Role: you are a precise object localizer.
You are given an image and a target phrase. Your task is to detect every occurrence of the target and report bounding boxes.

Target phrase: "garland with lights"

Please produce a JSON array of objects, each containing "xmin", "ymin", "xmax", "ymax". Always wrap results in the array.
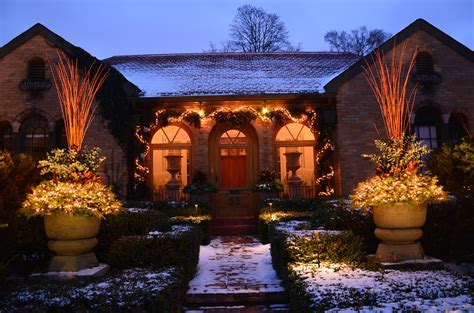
[{"xmin": 134, "ymin": 106, "xmax": 335, "ymax": 196}]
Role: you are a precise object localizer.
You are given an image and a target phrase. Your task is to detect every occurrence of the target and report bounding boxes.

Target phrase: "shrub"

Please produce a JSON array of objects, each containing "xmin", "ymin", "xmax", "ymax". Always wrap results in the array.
[
  {"xmin": 269, "ymin": 222, "xmax": 366, "ymax": 281},
  {"xmin": 170, "ymin": 215, "xmax": 212, "ymax": 245},
  {"xmin": 20, "ymin": 181, "xmax": 122, "ymax": 220},
  {"xmin": 259, "ymin": 209, "xmax": 311, "ymax": 244},
  {"xmin": 422, "ymin": 199, "xmax": 474, "ymax": 262},
  {"xmin": 0, "ymin": 267, "xmax": 185, "ymax": 312},
  {"xmin": 96, "ymin": 209, "xmax": 170, "ymax": 261},
  {"xmin": 106, "ymin": 225, "xmax": 200, "ymax": 281},
  {"xmin": 183, "ymin": 170, "xmax": 217, "ymax": 194},
  {"xmin": 0, "ymin": 151, "xmax": 46, "ymax": 273},
  {"xmin": 427, "ymin": 138, "xmax": 474, "ymax": 199}
]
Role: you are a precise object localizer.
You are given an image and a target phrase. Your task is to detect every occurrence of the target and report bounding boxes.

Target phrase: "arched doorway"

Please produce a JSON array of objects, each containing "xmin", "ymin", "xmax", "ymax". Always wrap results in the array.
[{"xmin": 209, "ymin": 124, "xmax": 258, "ymax": 219}]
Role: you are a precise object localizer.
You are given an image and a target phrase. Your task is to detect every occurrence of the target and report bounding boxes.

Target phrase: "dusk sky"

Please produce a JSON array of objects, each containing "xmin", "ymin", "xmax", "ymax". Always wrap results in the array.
[{"xmin": 0, "ymin": 0, "xmax": 472, "ymax": 60}]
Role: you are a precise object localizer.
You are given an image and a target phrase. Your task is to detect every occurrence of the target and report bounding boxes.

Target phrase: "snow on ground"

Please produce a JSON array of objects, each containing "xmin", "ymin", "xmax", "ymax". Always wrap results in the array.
[
  {"xmin": 292, "ymin": 262, "xmax": 474, "ymax": 312},
  {"xmin": 187, "ymin": 236, "xmax": 285, "ymax": 294}
]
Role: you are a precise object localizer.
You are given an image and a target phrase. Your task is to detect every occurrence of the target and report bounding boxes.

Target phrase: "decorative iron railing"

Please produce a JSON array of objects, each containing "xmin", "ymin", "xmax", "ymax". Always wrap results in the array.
[
  {"xmin": 277, "ymin": 185, "xmax": 320, "ymax": 199},
  {"xmin": 152, "ymin": 188, "xmax": 189, "ymax": 202}
]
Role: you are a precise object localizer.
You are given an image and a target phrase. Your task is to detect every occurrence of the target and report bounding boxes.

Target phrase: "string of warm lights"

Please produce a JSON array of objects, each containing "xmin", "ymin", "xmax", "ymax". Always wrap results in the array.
[{"xmin": 134, "ymin": 106, "xmax": 334, "ymax": 195}]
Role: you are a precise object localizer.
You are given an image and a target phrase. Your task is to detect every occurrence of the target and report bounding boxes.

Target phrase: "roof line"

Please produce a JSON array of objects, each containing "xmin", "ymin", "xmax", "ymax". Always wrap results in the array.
[
  {"xmin": 104, "ymin": 51, "xmax": 357, "ymax": 60},
  {"xmin": 324, "ymin": 18, "xmax": 474, "ymax": 93}
]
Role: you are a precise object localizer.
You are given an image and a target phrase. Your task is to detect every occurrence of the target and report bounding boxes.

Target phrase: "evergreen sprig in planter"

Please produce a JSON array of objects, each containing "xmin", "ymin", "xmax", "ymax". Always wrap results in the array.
[{"xmin": 351, "ymin": 136, "xmax": 448, "ymax": 262}]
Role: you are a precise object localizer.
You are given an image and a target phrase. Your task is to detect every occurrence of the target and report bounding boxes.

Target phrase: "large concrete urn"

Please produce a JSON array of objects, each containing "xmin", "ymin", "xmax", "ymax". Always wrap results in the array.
[
  {"xmin": 44, "ymin": 214, "xmax": 100, "ymax": 272},
  {"xmin": 165, "ymin": 152, "xmax": 183, "ymax": 201},
  {"xmin": 373, "ymin": 202, "xmax": 427, "ymax": 261},
  {"xmin": 284, "ymin": 150, "xmax": 303, "ymax": 198}
]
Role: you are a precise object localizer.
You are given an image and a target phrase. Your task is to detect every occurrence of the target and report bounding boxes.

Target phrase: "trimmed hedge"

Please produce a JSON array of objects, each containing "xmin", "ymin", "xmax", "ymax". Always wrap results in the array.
[
  {"xmin": 269, "ymin": 221, "xmax": 366, "ymax": 312},
  {"xmin": 170, "ymin": 215, "xmax": 212, "ymax": 245},
  {"xmin": 0, "ymin": 267, "xmax": 184, "ymax": 313},
  {"xmin": 106, "ymin": 225, "xmax": 200, "ymax": 282},
  {"xmin": 259, "ymin": 210, "xmax": 311, "ymax": 244},
  {"xmin": 96, "ymin": 209, "xmax": 170, "ymax": 261}
]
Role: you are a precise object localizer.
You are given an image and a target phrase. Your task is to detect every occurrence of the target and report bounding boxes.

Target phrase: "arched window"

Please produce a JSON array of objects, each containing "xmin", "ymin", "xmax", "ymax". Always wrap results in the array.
[
  {"xmin": 151, "ymin": 125, "xmax": 192, "ymax": 189},
  {"xmin": 54, "ymin": 120, "xmax": 68, "ymax": 149},
  {"xmin": 20, "ymin": 115, "xmax": 49, "ymax": 154},
  {"xmin": 416, "ymin": 51, "xmax": 434, "ymax": 73},
  {"xmin": 275, "ymin": 123, "xmax": 316, "ymax": 185},
  {"xmin": 0, "ymin": 122, "xmax": 13, "ymax": 150},
  {"xmin": 414, "ymin": 106, "xmax": 442, "ymax": 150},
  {"xmin": 449, "ymin": 113, "xmax": 469, "ymax": 145},
  {"xmin": 27, "ymin": 58, "xmax": 46, "ymax": 81}
]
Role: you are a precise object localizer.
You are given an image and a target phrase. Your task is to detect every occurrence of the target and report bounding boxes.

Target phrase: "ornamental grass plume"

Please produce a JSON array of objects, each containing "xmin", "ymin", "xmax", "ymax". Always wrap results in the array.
[
  {"xmin": 362, "ymin": 41, "xmax": 417, "ymax": 140},
  {"xmin": 49, "ymin": 51, "xmax": 109, "ymax": 152}
]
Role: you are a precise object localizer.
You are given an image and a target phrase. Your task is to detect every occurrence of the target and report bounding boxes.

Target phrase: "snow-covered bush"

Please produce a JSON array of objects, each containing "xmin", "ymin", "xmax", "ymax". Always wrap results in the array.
[{"xmin": 106, "ymin": 225, "xmax": 200, "ymax": 281}]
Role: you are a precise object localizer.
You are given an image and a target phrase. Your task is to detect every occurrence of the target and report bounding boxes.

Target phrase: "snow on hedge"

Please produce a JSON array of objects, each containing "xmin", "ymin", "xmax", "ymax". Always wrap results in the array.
[
  {"xmin": 291, "ymin": 263, "xmax": 474, "ymax": 312},
  {"xmin": 1, "ymin": 267, "xmax": 179, "ymax": 311}
]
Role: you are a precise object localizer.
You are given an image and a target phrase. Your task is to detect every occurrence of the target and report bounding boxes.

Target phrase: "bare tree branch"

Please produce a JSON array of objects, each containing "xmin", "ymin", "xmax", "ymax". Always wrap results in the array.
[{"xmin": 325, "ymin": 26, "xmax": 391, "ymax": 56}]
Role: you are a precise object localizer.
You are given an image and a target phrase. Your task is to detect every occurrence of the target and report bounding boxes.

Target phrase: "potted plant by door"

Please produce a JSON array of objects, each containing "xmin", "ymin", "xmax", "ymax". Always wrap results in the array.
[
  {"xmin": 183, "ymin": 170, "xmax": 217, "ymax": 205},
  {"xmin": 20, "ymin": 148, "xmax": 122, "ymax": 272},
  {"xmin": 350, "ymin": 43, "xmax": 449, "ymax": 262},
  {"xmin": 252, "ymin": 169, "xmax": 284, "ymax": 201}
]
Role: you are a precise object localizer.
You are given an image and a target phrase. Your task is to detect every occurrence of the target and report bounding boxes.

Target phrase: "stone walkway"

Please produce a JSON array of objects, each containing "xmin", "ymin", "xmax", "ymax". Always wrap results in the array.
[{"xmin": 185, "ymin": 236, "xmax": 288, "ymax": 312}]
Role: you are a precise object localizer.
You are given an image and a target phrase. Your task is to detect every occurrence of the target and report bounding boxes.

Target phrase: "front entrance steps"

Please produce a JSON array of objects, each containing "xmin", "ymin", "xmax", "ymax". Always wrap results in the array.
[
  {"xmin": 184, "ymin": 236, "xmax": 288, "ymax": 312},
  {"xmin": 212, "ymin": 217, "xmax": 258, "ymax": 235}
]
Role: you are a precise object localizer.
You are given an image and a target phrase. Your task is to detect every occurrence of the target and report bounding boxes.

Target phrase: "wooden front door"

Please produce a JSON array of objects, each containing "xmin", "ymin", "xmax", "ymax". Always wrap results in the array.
[{"xmin": 210, "ymin": 127, "xmax": 258, "ymax": 218}]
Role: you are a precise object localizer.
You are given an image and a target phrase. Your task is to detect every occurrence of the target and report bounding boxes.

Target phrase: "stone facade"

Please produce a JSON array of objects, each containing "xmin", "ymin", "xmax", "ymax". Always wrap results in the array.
[
  {"xmin": 336, "ymin": 29, "xmax": 474, "ymax": 195},
  {"xmin": 0, "ymin": 34, "xmax": 128, "ymax": 196}
]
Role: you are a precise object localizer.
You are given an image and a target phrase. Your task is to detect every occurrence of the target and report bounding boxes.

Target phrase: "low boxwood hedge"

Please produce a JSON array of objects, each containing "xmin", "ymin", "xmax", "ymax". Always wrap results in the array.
[
  {"xmin": 0, "ymin": 267, "xmax": 184, "ymax": 313},
  {"xmin": 96, "ymin": 209, "xmax": 170, "ymax": 261},
  {"xmin": 269, "ymin": 221, "xmax": 366, "ymax": 312},
  {"xmin": 106, "ymin": 225, "xmax": 200, "ymax": 282},
  {"xmin": 259, "ymin": 210, "xmax": 311, "ymax": 244},
  {"xmin": 170, "ymin": 215, "xmax": 212, "ymax": 245}
]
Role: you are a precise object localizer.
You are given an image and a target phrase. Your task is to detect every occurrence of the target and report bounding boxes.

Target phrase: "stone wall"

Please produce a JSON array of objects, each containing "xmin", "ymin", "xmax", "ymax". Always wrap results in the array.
[
  {"xmin": 0, "ymin": 34, "xmax": 129, "ymax": 196},
  {"xmin": 336, "ymin": 29, "xmax": 474, "ymax": 195}
]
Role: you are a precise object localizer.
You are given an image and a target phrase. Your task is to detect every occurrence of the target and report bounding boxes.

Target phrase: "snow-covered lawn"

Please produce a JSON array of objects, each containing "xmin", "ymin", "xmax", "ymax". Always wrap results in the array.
[{"xmin": 187, "ymin": 236, "xmax": 284, "ymax": 294}]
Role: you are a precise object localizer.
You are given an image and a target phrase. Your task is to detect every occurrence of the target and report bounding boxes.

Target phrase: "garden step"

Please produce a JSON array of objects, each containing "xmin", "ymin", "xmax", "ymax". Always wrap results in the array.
[
  {"xmin": 212, "ymin": 217, "xmax": 258, "ymax": 226},
  {"xmin": 212, "ymin": 224, "xmax": 258, "ymax": 235},
  {"xmin": 185, "ymin": 290, "xmax": 288, "ymax": 307},
  {"xmin": 184, "ymin": 303, "xmax": 290, "ymax": 312},
  {"xmin": 212, "ymin": 217, "xmax": 258, "ymax": 235}
]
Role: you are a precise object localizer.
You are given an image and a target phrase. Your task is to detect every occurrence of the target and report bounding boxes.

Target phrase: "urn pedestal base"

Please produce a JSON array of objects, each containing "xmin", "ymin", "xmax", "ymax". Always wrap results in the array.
[
  {"xmin": 48, "ymin": 252, "xmax": 100, "ymax": 273},
  {"xmin": 376, "ymin": 242, "xmax": 425, "ymax": 262}
]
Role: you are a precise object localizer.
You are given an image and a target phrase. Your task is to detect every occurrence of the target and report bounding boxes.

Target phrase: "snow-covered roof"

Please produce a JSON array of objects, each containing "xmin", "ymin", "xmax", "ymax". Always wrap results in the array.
[{"xmin": 104, "ymin": 52, "xmax": 359, "ymax": 98}]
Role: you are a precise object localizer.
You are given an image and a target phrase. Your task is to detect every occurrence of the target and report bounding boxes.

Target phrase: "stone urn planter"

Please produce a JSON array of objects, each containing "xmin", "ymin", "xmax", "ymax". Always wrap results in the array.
[
  {"xmin": 373, "ymin": 202, "xmax": 427, "ymax": 261},
  {"xmin": 44, "ymin": 214, "xmax": 101, "ymax": 272},
  {"xmin": 284, "ymin": 151, "xmax": 303, "ymax": 198},
  {"xmin": 165, "ymin": 154, "xmax": 183, "ymax": 201}
]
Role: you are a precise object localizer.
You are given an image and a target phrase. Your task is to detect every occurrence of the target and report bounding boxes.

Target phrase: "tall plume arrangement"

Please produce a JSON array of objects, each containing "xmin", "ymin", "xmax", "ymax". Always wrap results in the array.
[
  {"xmin": 363, "ymin": 42, "xmax": 418, "ymax": 140},
  {"xmin": 49, "ymin": 51, "xmax": 109, "ymax": 152}
]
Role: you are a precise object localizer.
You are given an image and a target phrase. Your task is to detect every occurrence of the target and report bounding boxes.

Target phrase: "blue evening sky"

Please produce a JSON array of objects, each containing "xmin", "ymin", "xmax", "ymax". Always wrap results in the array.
[{"xmin": 0, "ymin": 0, "xmax": 472, "ymax": 59}]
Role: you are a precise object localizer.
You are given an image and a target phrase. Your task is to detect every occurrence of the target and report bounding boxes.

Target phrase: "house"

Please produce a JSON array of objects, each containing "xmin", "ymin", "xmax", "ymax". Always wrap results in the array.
[{"xmin": 0, "ymin": 19, "xmax": 472, "ymax": 223}]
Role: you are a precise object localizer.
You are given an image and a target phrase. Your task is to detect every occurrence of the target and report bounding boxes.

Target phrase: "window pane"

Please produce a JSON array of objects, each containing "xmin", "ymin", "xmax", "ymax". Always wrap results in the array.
[
  {"xmin": 418, "ymin": 126, "xmax": 430, "ymax": 139},
  {"xmin": 276, "ymin": 123, "xmax": 315, "ymax": 141}
]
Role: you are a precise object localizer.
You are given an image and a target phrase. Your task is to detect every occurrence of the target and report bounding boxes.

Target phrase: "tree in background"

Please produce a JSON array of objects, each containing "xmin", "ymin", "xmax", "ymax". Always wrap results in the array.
[
  {"xmin": 325, "ymin": 26, "xmax": 391, "ymax": 56},
  {"xmin": 207, "ymin": 5, "xmax": 301, "ymax": 52}
]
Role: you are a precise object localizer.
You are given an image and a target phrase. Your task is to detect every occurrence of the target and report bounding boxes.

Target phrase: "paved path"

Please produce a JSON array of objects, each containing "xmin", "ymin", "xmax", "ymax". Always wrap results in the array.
[{"xmin": 185, "ymin": 236, "xmax": 288, "ymax": 312}]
